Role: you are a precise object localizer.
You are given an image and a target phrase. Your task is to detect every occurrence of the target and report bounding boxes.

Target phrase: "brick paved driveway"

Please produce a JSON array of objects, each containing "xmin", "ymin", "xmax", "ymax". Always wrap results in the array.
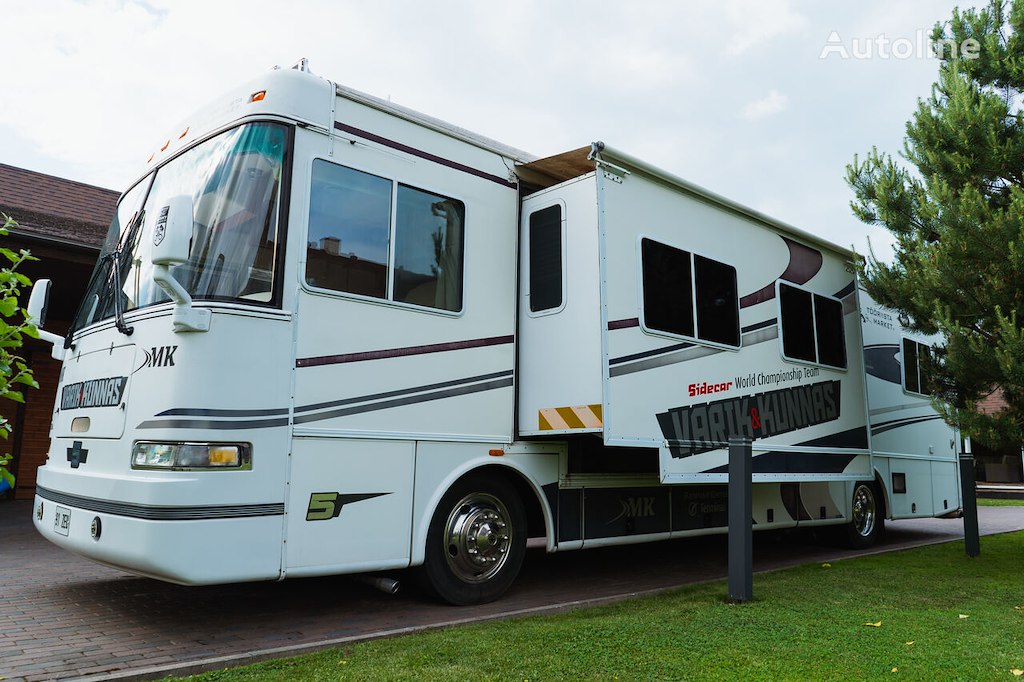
[{"xmin": 2, "ymin": 500, "xmax": 1022, "ymax": 682}]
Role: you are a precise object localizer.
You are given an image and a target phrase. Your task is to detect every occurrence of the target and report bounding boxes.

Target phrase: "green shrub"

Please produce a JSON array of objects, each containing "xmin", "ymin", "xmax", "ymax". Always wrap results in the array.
[{"xmin": 0, "ymin": 213, "xmax": 39, "ymax": 494}]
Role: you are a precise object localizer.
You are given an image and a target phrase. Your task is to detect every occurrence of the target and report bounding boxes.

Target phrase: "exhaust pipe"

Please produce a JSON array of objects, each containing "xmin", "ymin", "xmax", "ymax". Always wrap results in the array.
[{"xmin": 353, "ymin": 574, "xmax": 400, "ymax": 595}]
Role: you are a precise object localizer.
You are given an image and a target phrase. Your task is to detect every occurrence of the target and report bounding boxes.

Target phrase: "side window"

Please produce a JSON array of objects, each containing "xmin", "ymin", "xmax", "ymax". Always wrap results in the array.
[
  {"xmin": 902, "ymin": 337, "xmax": 930, "ymax": 395},
  {"xmin": 306, "ymin": 160, "xmax": 391, "ymax": 298},
  {"xmin": 779, "ymin": 284, "xmax": 815, "ymax": 362},
  {"xmin": 394, "ymin": 185, "xmax": 465, "ymax": 312},
  {"xmin": 814, "ymin": 295, "xmax": 846, "ymax": 368},
  {"xmin": 528, "ymin": 205, "xmax": 563, "ymax": 313},
  {"xmin": 642, "ymin": 238, "xmax": 694, "ymax": 337},
  {"xmin": 778, "ymin": 282, "xmax": 847, "ymax": 369},
  {"xmin": 640, "ymin": 238, "xmax": 739, "ymax": 347},
  {"xmin": 694, "ymin": 254, "xmax": 740, "ymax": 346},
  {"xmin": 306, "ymin": 160, "xmax": 465, "ymax": 312}
]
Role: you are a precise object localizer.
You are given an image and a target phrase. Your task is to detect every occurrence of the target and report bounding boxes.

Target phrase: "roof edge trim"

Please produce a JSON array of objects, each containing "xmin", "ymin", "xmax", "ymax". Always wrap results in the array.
[{"xmin": 334, "ymin": 83, "xmax": 535, "ymax": 164}]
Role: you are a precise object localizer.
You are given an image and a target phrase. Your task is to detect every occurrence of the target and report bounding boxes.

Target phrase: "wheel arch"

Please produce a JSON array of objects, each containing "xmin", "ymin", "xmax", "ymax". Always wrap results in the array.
[
  {"xmin": 872, "ymin": 468, "xmax": 891, "ymax": 520},
  {"xmin": 411, "ymin": 460, "xmax": 553, "ymax": 567}
]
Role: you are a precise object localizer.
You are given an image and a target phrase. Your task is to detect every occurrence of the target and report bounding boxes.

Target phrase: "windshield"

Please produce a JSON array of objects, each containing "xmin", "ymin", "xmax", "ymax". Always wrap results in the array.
[{"xmin": 71, "ymin": 122, "xmax": 289, "ymax": 334}]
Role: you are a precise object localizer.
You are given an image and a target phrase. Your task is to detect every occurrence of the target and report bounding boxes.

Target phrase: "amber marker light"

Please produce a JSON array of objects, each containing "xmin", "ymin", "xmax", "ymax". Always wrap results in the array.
[
  {"xmin": 208, "ymin": 445, "xmax": 241, "ymax": 466},
  {"xmin": 160, "ymin": 140, "xmax": 170, "ymax": 151},
  {"xmin": 250, "ymin": 90, "xmax": 267, "ymax": 102},
  {"xmin": 178, "ymin": 127, "xmax": 189, "ymax": 139},
  {"xmin": 488, "ymin": 449, "xmax": 505, "ymax": 457}
]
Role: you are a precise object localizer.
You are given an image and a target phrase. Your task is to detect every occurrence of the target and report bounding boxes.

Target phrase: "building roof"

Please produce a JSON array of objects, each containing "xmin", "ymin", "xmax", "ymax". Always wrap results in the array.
[{"xmin": 0, "ymin": 163, "xmax": 119, "ymax": 250}]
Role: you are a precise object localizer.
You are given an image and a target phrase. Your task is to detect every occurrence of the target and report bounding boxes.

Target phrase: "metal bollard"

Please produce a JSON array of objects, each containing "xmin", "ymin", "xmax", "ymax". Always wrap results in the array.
[
  {"xmin": 728, "ymin": 436, "xmax": 753, "ymax": 602},
  {"xmin": 958, "ymin": 436, "xmax": 980, "ymax": 557}
]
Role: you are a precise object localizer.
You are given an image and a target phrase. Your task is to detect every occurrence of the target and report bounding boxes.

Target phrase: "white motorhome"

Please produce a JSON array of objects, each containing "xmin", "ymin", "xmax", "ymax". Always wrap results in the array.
[
  {"xmin": 29, "ymin": 62, "xmax": 960, "ymax": 604},
  {"xmin": 859, "ymin": 290, "xmax": 960, "ymax": 520}
]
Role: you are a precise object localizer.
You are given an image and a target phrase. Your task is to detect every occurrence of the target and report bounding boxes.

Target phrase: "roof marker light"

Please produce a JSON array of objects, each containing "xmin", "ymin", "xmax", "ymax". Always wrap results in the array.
[
  {"xmin": 147, "ymin": 153, "xmax": 155, "ymax": 163},
  {"xmin": 160, "ymin": 140, "xmax": 170, "ymax": 152},
  {"xmin": 178, "ymin": 127, "xmax": 189, "ymax": 139},
  {"xmin": 250, "ymin": 90, "xmax": 266, "ymax": 103}
]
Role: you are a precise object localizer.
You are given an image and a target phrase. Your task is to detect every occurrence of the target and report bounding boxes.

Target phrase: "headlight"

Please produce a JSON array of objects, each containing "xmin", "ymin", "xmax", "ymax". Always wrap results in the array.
[{"xmin": 131, "ymin": 442, "xmax": 251, "ymax": 470}]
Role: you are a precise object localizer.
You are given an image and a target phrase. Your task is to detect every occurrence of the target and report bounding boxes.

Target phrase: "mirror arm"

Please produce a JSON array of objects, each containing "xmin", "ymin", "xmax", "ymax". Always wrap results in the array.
[
  {"xmin": 150, "ymin": 196, "xmax": 209, "ymax": 333},
  {"xmin": 152, "ymin": 265, "xmax": 211, "ymax": 333},
  {"xmin": 36, "ymin": 329, "xmax": 68, "ymax": 361},
  {"xmin": 25, "ymin": 279, "xmax": 67, "ymax": 361}
]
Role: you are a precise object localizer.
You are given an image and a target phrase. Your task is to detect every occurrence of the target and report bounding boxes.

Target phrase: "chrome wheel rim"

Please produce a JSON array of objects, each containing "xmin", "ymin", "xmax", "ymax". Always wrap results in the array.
[
  {"xmin": 852, "ymin": 484, "xmax": 877, "ymax": 537},
  {"xmin": 443, "ymin": 492, "xmax": 513, "ymax": 584}
]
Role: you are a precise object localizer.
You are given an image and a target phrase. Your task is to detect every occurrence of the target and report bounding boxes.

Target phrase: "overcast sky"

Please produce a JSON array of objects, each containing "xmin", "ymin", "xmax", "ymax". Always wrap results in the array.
[{"xmin": 1, "ymin": 0, "xmax": 971, "ymax": 259}]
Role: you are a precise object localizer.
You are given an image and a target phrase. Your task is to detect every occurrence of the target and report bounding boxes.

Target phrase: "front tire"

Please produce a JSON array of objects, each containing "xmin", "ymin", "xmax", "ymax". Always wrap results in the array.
[
  {"xmin": 418, "ymin": 473, "xmax": 526, "ymax": 605},
  {"xmin": 845, "ymin": 481, "xmax": 885, "ymax": 549}
]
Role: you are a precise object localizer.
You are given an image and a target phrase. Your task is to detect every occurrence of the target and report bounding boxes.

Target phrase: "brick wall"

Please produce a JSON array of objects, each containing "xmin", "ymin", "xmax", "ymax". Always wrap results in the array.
[
  {"xmin": 0, "ymin": 163, "xmax": 114, "ymax": 503},
  {"xmin": 12, "ymin": 347, "xmax": 61, "ymax": 499},
  {"xmin": 977, "ymin": 387, "xmax": 1007, "ymax": 416}
]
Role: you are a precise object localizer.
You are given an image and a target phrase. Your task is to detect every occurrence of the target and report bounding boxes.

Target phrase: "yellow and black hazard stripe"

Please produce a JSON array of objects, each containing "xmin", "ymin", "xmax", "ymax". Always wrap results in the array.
[{"xmin": 538, "ymin": 404, "xmax": 603, "ymax": 431}]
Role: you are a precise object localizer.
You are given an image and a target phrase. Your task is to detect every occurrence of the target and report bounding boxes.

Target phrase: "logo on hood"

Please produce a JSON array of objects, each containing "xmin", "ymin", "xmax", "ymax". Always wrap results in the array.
[{"xmin": 60, "ymin": 377, "xmax": 128, "ymax": 410}]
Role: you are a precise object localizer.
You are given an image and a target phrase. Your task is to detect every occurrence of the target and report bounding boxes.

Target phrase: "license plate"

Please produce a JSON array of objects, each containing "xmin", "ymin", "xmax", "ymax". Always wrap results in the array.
[{"xmin": 54, "ymin": 506, "xmax": 71, "ymax": 536}]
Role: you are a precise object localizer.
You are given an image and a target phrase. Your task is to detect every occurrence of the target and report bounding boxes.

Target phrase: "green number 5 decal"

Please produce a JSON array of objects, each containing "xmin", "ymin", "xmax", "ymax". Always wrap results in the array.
[
  {"xmin": 305, "ymin": 491, "xmax": 390, "ymax": 521},
  {"xmin": 306, "ymin": 492, "xmax": 343, "ymax": 521}
]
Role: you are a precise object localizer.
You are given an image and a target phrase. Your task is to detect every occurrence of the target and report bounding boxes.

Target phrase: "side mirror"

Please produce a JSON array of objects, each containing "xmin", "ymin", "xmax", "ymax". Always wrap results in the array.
[
  {"xmin": 150, "ymin": 195, "xmax": 210, "ymax": 333},
  {"xmin": 151, "ymin": 195, "xmax": 194, "ymax": 265},
  {"xmin": 26, "ymin": 279, "xmax": 67, "ymax": 361},
  {"xmin": 26, "ymin": 278, "xmax": 51, "ymax": 328}
]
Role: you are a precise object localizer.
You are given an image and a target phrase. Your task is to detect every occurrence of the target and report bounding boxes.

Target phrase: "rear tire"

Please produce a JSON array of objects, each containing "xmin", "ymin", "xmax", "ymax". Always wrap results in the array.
[
  {"xmin": 417, "ymin": 473, "xmax": 526, "ymax": 605},
  {"xmin": 845, "ymin": 481, "xmax": 885, "ymax": 549}
]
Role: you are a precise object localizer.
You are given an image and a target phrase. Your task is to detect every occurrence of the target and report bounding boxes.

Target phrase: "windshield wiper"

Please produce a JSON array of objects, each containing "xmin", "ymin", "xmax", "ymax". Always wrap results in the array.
[
  {"xmin": 64, "ymin": 257, "xmax": 108, "ymax": 349},
  {"xmin": 98, "ymin": 208, "xmax": 146, "ymax": 337},
  {"xmin": 108, "ymin": 252, "xmax": 134, "ymax": 336}
]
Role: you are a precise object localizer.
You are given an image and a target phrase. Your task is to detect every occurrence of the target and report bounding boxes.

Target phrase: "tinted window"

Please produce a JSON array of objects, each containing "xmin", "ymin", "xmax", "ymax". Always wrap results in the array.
[
  {"xmin": 306, "ymin": 161, "xmax": 391, "ymax": 298},
  {"xmin": 919, "ymin": 344, "xmax": 932, "ymax": 393},
  {"xmin": 903, "ymin": 337, "xmax": 922, "ymax": 394},
  {"xmin": 529, "ymin": 205, "xmax": 563, "ymax": 312},
  {"xmin": 814, "ymin": 295, "xmax": 846, "ymax": 368},
  {"xmin": 306, "ymin": 160, "xmax": 465, "ymax": 312},
  {"xmin": 641, "ymin": 239, "xmax": 739, "ymax": 347},
  {"xmin": 779, "ymin": 282, "xmax": 847, "ymax": 369},
  {"xmin": 641, "ymin": 238, "xmax": 694, "ymax": 338},
  {"xmin": 394, "ymin": 185, "xmax": 465, "ymax": 312},
  {"xmin": 779, "ymin": 284, "xmax": 816, "ymax": 362},
  {"xmin": 694, "ymin": 255, "xmax": 740, "ymax": 346}
]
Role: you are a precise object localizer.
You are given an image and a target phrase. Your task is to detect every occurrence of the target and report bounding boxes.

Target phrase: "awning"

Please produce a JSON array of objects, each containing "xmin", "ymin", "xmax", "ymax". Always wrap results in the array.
[{"xmin": 515, "ymin": 146, "xmax": 595, "ymax": 189}]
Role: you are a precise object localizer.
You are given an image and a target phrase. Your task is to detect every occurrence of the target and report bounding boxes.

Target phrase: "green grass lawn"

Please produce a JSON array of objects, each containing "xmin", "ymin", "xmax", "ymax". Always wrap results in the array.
[
  {"xmin": 978, "ymin": 497, "xmax": 1024, "ymax": 506},
  {"xmin": 172, "ymin": 531, "xmax": 1024, "ymax": 682}
]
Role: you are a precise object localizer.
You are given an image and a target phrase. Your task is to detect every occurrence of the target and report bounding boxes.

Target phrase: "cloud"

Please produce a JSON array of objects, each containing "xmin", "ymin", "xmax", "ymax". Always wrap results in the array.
[
  {"xmin": 0, "ymin": 0, "xmax": 373, "ymax": 188},
  {"xmin": 0, "ymin": 0, "xmax": 951, "ymax": 271},
  {"xmin": 725, "ymin": 0, "xmax": 808, "ymax": 55},
  {"xmin": 739, "ymin": 90, "xmax": 789, "ymax": 121}
]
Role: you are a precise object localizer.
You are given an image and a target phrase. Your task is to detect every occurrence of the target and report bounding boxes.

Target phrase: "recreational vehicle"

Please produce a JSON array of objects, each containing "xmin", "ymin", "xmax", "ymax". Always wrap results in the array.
[{"xmin": 29, "ymin": 62, "xmax": 960, "ymax": 605}]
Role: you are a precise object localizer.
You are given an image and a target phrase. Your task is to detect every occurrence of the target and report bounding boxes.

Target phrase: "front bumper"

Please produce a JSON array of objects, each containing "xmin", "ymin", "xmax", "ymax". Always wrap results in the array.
[{"xmin": 33, "ymin": 488, "xmax": 284, "ymax": 585}]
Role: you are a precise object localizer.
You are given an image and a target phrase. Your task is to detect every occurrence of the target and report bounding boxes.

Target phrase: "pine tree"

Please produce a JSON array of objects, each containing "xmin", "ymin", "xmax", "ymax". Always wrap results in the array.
[{"xmin": 848, "ymin": 0, "xmax": 1024, "ymax": 446}]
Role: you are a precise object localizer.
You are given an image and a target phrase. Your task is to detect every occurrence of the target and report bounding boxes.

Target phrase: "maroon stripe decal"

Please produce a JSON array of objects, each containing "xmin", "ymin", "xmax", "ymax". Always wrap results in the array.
[
  {"xmin": 297, "ymin": 335, "xmax": 515, "ymax": 367},
  {"xmin": 608, "ymin": 318, "xmax": 640, "ymax": 330},
  {"xmin": 739, "ymin": 236, "xmax": 823, "ymax": 308},
  {"xmin": 333, "ymin": 121, "xmax": 517, "ymax": 189}
]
